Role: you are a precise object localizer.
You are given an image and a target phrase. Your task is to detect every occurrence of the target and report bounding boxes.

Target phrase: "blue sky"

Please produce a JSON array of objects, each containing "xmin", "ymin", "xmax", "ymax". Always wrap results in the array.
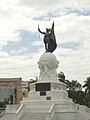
[
  {"xmin": 3, "ymin": 30, "xmax": 41, "ymax": 55},
  {"xmin": 0, "ymin": 0, "xmax": 90, "ymax": 84}
]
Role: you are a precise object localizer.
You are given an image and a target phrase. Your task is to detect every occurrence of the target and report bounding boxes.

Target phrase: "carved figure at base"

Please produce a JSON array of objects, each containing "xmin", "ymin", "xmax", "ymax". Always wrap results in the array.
[
  {"xmin": 38, "ymin": 21, "xmax": 57, "ymax": 53},
  {"xmin": 38, "ymin": 52, "xmax": 59, "ymax": 81}
]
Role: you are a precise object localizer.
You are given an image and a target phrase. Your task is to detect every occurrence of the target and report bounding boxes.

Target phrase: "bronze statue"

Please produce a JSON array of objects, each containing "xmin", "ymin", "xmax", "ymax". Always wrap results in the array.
[{"xmin": 38, "ymin": 21, "xmax": 57, "ymax": 53}]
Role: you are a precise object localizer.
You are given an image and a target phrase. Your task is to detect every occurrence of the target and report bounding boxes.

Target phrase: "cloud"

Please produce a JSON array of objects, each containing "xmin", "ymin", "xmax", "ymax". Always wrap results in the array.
[
  {"xmin": 19, "ymin": 0, "xmax": 90, "ymax": 10},
  {"xmin": 0, "ymin": 53, "xmax": 39, "ymax": 80},
  {"xmin": 55, "ymin": 14, "xmax": 90, "ymax": 43},
  {"xmin": 32, "ymin": 40, "xmax": 42, "ymax": 46},
  {"xmin": 0, "ymin": 51, "xmax": 9, "ymax": 57}
]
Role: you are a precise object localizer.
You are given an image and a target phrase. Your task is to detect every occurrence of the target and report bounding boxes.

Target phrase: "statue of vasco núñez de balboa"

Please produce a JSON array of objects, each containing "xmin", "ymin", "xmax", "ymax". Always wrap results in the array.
[
  {"xmin": 38, "ymin": 21, "xmax": 57, "ymax": 53},
  {"xmin": 38, "ymin": 22, "xmax": 58, "ymax": 80}
]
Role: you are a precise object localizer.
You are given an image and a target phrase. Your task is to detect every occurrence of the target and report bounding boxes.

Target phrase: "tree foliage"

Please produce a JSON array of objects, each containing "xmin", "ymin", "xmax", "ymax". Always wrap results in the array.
[
  {"xmin": 58, "ymin": 71, "xmax": 90, "ymax": 108},
  {"xmin": 83, "ymin": 76, "xmax": 90, "ymax": 94},
  {"xmin": 83, "ymin": 76, "xmax": 90, "ymax": 107}
]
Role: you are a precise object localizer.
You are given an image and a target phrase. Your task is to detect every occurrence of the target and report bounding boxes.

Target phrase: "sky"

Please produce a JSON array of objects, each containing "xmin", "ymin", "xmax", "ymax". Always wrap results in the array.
[{"xmin": 0, "ymin": 0, "xmax": 90, "ymax": 84}]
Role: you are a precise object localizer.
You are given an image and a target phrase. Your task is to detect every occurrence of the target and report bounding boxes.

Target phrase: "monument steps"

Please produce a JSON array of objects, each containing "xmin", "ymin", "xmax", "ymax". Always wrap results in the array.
[
  {"xmin": 55, "ymin": 112, "xmax": 78, "ymax": 120},
  {"xmin": 21, "ymin": 112, "xmax": 46, "ymax": 120},
  {"xmin": 26, "ymin": 106, "xmax": 50, "ymax": 112}
]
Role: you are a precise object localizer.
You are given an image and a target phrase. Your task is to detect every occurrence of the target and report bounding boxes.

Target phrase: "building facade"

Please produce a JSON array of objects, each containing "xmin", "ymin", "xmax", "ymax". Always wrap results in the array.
[{"xmin": 0, "ymin": 78, "xmax": 22, "ymax": 105}]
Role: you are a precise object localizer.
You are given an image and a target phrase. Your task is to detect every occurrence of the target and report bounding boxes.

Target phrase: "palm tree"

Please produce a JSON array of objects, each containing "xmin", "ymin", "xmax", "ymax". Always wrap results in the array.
[
  {"xmin": 29, "ymin": 76, "xmax": 38, "ymax": 84},
  {"xmin": 66, "ymin": 80, "xmax": 83, "ymax": 104},
  {"xmin": 67, "ymin": 80, "xmax": 82, "ymax": 91},
  {"xmin": 57, "ymin": 71, "xmax": 65, "ymax": 83},
  {"xmin": 28, "ymin": 76, "xmax": 38, "ymax": 91},
  {"xmin": 83, "ymin": 76, "xmax": 90, "ymax": 107},
  {"xmin": 83, "ymin": 76, "xmax": 90, "ymax": 94}
]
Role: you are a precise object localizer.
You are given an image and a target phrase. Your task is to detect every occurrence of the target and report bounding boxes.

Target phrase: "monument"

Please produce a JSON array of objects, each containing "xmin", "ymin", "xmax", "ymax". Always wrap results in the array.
[{"xmin": 1, "ymin": 22, "xmax": 90, "ymax": 120}]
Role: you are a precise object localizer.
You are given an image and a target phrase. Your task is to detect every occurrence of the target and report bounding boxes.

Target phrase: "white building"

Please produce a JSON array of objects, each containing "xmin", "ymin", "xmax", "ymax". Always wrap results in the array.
[{"xmin": 1, "ymin": 53, "xmax": 90, "ymax": 120}]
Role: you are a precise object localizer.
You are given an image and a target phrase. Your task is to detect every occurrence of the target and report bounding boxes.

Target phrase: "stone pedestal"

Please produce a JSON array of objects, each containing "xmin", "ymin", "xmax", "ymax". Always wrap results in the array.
[{"xmin": 26, "ymin": 52, "xmax": 69, "ymax": 102}]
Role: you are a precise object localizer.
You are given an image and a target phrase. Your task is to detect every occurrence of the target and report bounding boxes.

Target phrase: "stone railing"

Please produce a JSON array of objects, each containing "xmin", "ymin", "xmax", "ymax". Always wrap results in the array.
[
  {"xmin": 45, "ymin": 103, "xmax": 90, "ymax": 120},
  {"xmin": 50, "ymin": 103, "xmax": 90, "ymax": 119},
  {"xmin": 0, "ymin": 110, "xmax": 6, "ymax": 119},
  {"xmin": 76, "ymin": 104, "xmax": 90, "ymax": 117},
  {"xmin": 45, "ymin": 103, "xmax": 77, "ymax": 120},
  {"xmin": 48, "ymin": 104, "xmax": 56, "ymax": 120},
  {"xmin": 1, "ymin": 104, "xmax": 26, "ymax": 120},
  {"xmin": 43, "ymin": 104, "xmax": 56, "ymax": 120},
  {"xmin": 6, "ymin": 104, "xmax": 20, "ymax": 113},
  {"xmin": 16, "ymin": 104, "xmax": 26, "ymax": 120},
  {"xmin": 55, "ymin": 103, "xmax": 77, "ymax": 112}
]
